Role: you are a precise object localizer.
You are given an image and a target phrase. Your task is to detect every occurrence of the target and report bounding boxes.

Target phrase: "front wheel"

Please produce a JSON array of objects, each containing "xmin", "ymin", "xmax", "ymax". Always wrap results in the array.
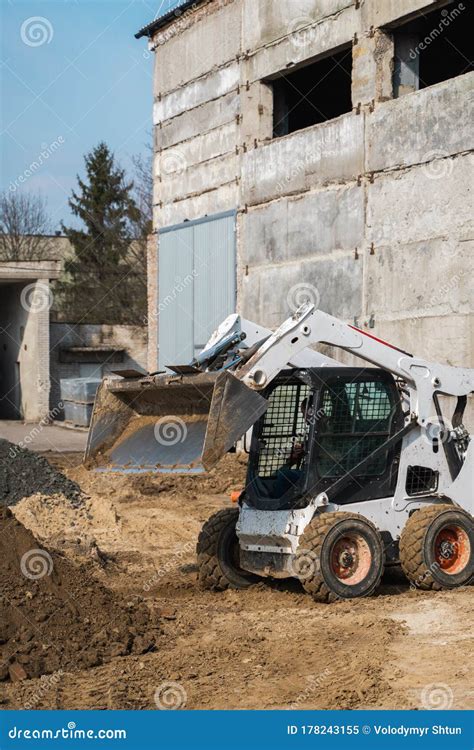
[
  {"xmin": 400, "ymin": 504, "xmax": 474, "ymax": 590},
  {"xmin": 294, "ymin": 512, "xmax": 385, "ymax": 603},
  {"xmin": 196, "ymin": 507, "xmax": 256, "ymax": 591}
]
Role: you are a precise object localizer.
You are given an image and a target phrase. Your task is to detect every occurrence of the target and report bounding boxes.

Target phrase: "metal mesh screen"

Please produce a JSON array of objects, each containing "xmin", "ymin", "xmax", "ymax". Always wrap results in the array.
[
  {"xmin": 256, "ymin": 383, "xmax": 311, "ymax": 478},
  {"xmin": 317, "ymin": 380, "xmax": 394, "ymax": 478},
  {"xmin": 406, "ymin": 466, "xmax": 438, "ymax": 496}
]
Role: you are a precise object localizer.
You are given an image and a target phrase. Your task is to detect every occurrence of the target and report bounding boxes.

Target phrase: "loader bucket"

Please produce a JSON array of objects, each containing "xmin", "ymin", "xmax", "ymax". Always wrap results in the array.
[{"xmin": 84, "ymin": 371, "xmax": 268, "ymax": 475}]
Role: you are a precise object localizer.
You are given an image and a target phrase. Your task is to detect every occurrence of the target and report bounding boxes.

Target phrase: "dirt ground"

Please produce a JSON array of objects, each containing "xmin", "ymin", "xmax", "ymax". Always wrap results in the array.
[{"xmin": 1, "ymin": 451, "xmax": 473, "ymax": 711}]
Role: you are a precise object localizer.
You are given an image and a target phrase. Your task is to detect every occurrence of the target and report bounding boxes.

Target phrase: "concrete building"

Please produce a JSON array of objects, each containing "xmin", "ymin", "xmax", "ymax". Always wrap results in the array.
[
  {"xmin": 0, "ymin": 261, "xmax": 60, "ymax": 421},
  {"xmin": 0, "ymin": 235, "xmax": 148, "ymax": 424},
  {"xmin": 137, "ymin": 0, "xmax": 473, "ymax": 377},
  {"xmin": 49, "ymin": 323, "xmax": 148, "ymax": 419}
]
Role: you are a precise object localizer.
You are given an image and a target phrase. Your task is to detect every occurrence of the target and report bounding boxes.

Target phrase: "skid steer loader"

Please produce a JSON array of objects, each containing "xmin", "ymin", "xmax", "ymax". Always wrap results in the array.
[{"xmin": 85, "ymin": 304, "xmax": 474, "ymax": 602}]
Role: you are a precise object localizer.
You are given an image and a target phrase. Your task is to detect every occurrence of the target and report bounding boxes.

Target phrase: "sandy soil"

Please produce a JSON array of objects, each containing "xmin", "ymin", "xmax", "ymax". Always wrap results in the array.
[{"xmin": 2, "ymin": 452, "xmax": 473, "ymax": 711}]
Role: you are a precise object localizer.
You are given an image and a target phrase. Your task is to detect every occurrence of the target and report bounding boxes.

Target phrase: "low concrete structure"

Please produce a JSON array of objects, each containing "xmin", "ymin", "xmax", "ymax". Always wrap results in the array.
[
  {"xmin": 0, "ymin": 261, "xmax": 60, "ymax": 421},
  {"xmin": 49, "ymin": 323, "xmax": 148, "ymax": 418},
  {"xmin": 139, "ymin": 0, "xmax": 473, "ymax": 378}
]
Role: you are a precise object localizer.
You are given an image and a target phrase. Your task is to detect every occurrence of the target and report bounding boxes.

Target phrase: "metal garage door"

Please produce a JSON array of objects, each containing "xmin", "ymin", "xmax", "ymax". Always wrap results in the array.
[{"xmin": 158, "ymin": 211, "xmax": 236, "ymax": 370}]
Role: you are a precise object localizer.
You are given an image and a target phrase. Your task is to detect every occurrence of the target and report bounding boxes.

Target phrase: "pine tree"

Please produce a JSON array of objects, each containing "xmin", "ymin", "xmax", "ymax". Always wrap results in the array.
[{"xmin": 57, "ymin": 142, "xmax": 146, "ymax": 324}]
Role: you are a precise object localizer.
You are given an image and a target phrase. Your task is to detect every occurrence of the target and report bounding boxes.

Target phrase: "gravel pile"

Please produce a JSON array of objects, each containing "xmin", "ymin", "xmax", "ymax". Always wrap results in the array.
[{"xmin": 0, "ymin": 439, "xmax": 83, "ymax": 507}]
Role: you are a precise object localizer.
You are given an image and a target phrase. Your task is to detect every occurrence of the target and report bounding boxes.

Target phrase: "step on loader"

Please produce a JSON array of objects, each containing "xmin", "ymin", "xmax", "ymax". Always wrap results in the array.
[{"xmin": 85, "ymin": 304, "xmax": 474, "ymax": 601}]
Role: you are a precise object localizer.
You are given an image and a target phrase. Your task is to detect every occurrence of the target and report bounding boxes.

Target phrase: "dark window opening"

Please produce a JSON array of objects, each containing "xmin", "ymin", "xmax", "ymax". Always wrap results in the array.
[
  {"xmin": 406, "ymin": 466, "xmax": 439, "ymax": 496},
  {"xmin": 271, "ymin": 46, "xmax": 353, "ymax": 138},
  {"xmin": 315, "ymin": 380, "xmax": 394, "ymax": 479},
  {"xmin": 393, "ymin": 1, "xmax": 473, "ymax": 97}
]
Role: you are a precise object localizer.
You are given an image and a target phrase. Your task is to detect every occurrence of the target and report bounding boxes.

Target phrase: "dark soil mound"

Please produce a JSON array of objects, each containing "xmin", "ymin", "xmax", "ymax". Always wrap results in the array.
[
  {"xmin": 0, "ymin": 507, "xmax": 161, "ymax": 681},
  {"xmin": 0, "ymin": 439, "xmax": 82, "ymax": 506}
]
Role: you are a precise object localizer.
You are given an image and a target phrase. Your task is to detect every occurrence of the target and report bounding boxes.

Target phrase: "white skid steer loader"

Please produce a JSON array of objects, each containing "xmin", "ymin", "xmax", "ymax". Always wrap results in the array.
[{"xmin": 85, "ymin": 304, "xmax": 474, "ymax": 602}]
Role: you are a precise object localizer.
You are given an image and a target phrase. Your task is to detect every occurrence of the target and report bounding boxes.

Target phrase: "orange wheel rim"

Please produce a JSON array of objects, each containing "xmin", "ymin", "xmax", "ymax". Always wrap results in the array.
[
  {"xmin": 434, "ymin": 525, "xmax": 470, "ymax": 575},
  {"xmin": 330, "ymin": 533, "xmax": 372, "ymax": 585}
]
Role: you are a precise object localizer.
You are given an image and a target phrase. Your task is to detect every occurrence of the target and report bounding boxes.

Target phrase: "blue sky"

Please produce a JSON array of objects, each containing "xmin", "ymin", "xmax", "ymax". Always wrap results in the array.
[{"xmin": 0, "ymin": 0, "xmax": 168, "ymax": 230}]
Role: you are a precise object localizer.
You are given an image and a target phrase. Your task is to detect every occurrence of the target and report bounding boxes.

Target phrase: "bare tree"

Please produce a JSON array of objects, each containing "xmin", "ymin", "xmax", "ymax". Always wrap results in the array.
[
  {"xmin": 0, "ymin": 191, "xmax": 55, "ymax": 261},
  {"xmin": 126, "ymin": 142, "xmax": 153, "ymax": 295},
  {"xmin": 132, "ymin": 140, "xmax": 153, "ymax": 236}
]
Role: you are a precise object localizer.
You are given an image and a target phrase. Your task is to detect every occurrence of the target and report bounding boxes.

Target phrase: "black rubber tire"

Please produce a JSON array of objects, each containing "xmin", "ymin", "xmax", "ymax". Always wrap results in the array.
[
  {"xmin": 196, "ymin": 507, "xmax": 256, "ymax": 591},
  {"xmin": 295, "ymin": 512, "xmax": 385, "ymax": 603},
  {"xmin": 399, "ymin": 504, "xmax": 474, "ymax": 590}
]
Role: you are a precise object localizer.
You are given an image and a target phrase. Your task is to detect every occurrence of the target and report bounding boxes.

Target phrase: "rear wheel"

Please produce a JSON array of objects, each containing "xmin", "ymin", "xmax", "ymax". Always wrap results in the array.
[
  {"xmin": 196, "ymin": 507, "xmax": 256, "ymax": 590},
  {"xmin": 294, "ymin": 512, "xmax": 385, "ymax": 603},
  {"xmin": 400, "ymin": 504, "xmax": 474, "ymax": 590}
]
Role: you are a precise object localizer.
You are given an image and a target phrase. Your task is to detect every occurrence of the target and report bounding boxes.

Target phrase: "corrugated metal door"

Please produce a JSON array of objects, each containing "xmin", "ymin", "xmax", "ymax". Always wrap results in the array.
[{"xmin": 158, "ymin": 212, "xmax": 236, "ymax": 369}]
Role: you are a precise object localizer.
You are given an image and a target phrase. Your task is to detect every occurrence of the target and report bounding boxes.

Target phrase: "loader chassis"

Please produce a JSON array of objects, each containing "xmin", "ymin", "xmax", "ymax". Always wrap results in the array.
[
  {"xmin": 236, "ymin": 367, "xmax": 433, "ymax": 577},
  {"xmin": 86, "ymin": 301, "xmax": 474, "ymax": 600}
]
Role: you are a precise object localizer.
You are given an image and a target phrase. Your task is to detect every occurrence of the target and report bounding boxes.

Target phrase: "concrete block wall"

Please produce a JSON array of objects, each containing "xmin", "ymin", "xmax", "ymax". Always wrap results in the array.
[
  {"xmin": 49, "ymin": 323, "xmax": 148, "ymax": 416},
  {"xmin": 0, "ymin": 263, "xmax": 60, "ymax": 422},
  {"xmin": 148, "ymin": 0, "xmax": 473, "ymax": 381}
]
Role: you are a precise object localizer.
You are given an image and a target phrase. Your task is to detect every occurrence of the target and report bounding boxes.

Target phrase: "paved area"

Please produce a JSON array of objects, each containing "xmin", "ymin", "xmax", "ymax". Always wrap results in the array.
[{"xmin": 0, "ymin": 421, "xmax": 88, "ymax": 453}]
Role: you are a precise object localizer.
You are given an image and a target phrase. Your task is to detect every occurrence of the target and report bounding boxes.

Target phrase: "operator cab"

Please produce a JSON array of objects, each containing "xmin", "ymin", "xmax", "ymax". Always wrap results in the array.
[{"xmin": 244, "ymin": 368, "xmax": 404, "ymax": 511}]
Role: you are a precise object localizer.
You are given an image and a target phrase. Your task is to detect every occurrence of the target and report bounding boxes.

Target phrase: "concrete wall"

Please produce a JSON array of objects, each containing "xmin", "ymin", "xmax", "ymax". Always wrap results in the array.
[
  {"xmin": 0, "ymin": 281, "xmax": 52, "ymax": 422},
  {"xmin": 147, "ymin": 0, "xmax": 473, "ymax": 381},
  {"xmin": 49, "ymin": 323, "xmax": 148, "ymax": 416}
]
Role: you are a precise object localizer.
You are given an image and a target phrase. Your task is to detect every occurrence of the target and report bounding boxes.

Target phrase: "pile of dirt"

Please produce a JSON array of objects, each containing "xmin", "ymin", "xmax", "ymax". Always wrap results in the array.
[
  {"xmin": 0, "ymin": 439, "xmax": 83, "ymax": 507},
  {"xmin": 129, "ymin": 452, "xmax": 249, "ymax": 499},
  {"xmin": 12, "ymin": 492, "xmax": 120, "ymax": 560},
  {"xmin": 0, "ymin": 507, "xmax": 161, "ymax": 682}
]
